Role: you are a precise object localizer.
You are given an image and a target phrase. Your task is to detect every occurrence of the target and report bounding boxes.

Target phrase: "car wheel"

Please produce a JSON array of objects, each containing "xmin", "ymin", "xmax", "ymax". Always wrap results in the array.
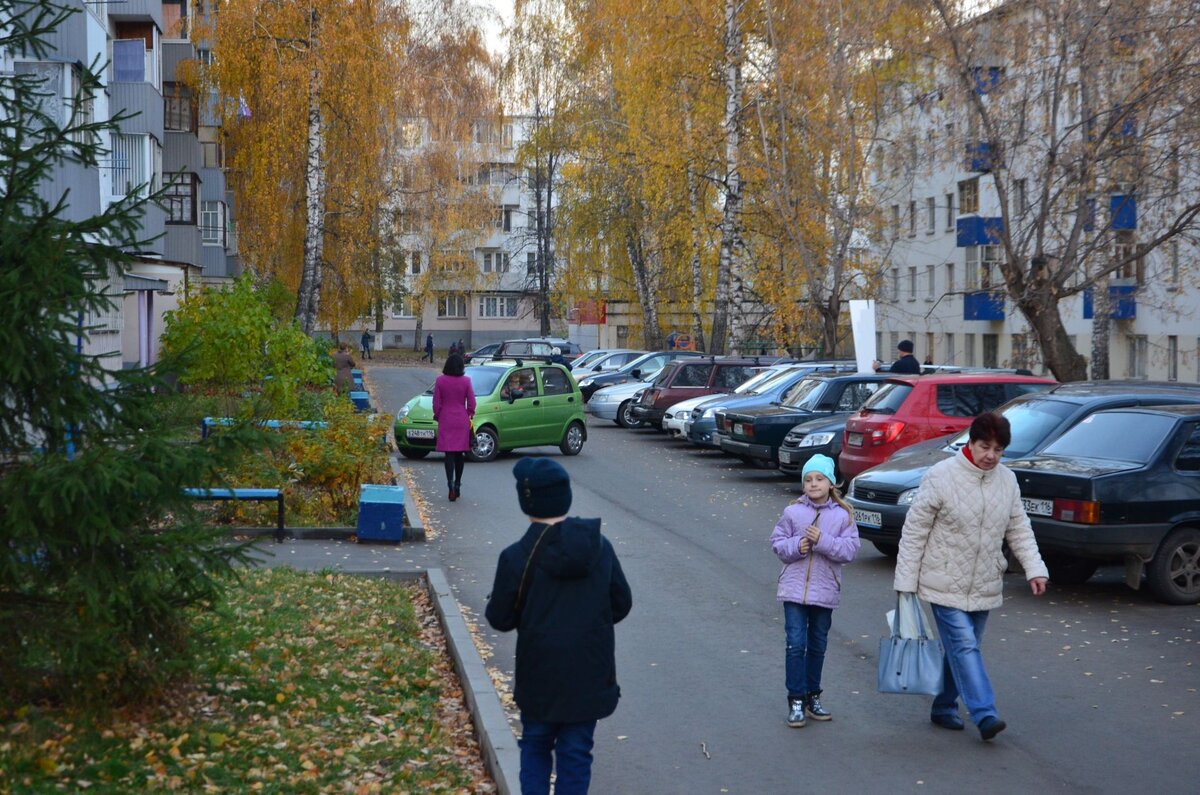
[
  {"xmin": 1147, "ymin": 527, "xmax": 1200, "ymax": 605},
  {"xmin": 617, "ymin": 400, "xmax": 644, "ymax": 429},
  {"xmin": 1044, "ymin": 554, "xmax": 1100, "ymax": 586},
  {"xmin": 873, "ymin": 541, "xmax": 899, "ymax": 558},
  {"xmin": 468, "ymin": 427, "xmax": 500, "ymax": 463},
  {"xmin": 398, "ymin": 448, "xmax": 430, "ymax": 460},
  {"xmin": 560, "ymin": 421, "xmax": 585, "ymax": 456}
]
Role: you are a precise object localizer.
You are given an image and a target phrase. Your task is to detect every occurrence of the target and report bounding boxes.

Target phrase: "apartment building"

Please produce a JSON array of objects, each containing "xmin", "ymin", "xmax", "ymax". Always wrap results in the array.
[
  {"xmin": 870, "ymin": 2, "xmax": 1200, "ymax": 382},
  {"xmin": 375, "ymin": 116, "xmax": 548, "ymax": 350},
  {"xmin": 4, "ymin": 0, "xmax": 240, "ymax": 371}
]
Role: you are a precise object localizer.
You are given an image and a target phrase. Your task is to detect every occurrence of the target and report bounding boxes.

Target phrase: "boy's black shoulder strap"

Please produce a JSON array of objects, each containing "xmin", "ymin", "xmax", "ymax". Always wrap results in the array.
[{"xmin": 514, "ymin": 522, "xmax": 554, "ymax": 620}]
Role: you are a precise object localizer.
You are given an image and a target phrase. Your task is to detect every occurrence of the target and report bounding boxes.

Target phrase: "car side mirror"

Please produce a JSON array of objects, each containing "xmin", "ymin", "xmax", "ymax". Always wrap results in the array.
[{"xmin": 630, "ymin": 368, "xmax": 641, "ymax": 379}]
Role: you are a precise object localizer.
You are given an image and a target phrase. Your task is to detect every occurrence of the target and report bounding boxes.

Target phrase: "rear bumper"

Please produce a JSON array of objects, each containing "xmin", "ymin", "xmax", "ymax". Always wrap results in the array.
[
  {"xmin": 631, "ymin": 405, "xmax": 665, "ymax": 424},
  {"xmin": 687, "ymin": 418, "xmax": 721, "ymax": 447},
  {"xmin": 778, "ymin": 443, "xmax": 839, "ymax": 475},
  {"xmin": 1030, "ymin": 518, "xmax": 1169, "ymax": 560},
  {"xmin": 839, "ymin": 448, "xmax": 884, "ymax": 479},
  {"xmin": 720, "ymin": 437, "xmax": 774, "ymax": 461}
]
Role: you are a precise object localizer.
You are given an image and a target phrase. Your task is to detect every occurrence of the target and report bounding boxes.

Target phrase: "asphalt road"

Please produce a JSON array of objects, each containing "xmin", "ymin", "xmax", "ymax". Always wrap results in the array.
[{"xmin": 367, "ymin": 364, "xmax": 1198, "ymax": 794}]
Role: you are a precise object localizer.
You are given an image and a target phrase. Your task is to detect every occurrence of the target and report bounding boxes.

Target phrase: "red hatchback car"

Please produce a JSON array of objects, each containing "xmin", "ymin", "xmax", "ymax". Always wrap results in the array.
[{"xmin": 839, "ymin": 373, "xmax": 1057, "ymax": 481}]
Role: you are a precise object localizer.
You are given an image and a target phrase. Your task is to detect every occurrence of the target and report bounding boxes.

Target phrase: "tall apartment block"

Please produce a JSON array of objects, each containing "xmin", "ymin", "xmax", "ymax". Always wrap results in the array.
[
  {"xmin": 3, "ymin": 0, "xmax": 240, "ymax": 371},
  {"xmin": 870, "ymin": 2, "xmax": 1199, "ymax": 382}
]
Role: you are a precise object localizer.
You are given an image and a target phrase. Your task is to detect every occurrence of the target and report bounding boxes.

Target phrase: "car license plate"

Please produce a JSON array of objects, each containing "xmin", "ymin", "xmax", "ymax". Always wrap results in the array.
[
  {"xmin": 778, "ymin": 451, "xmax": 792, "ymax": 463},
  {"xmin": 406, "ymin": 429, "xmax": 435, "ymax": 440},
  {"xmin": 854, "ymin": 509, "xmax": 882, "ymax": 528},
  {"xmin": 733, "ymin": 423, "xmax": 744, "ymax": 435},
  {"xmin": 848, "ymin": 432, "xmax": 864, "ymax": 446},
  {"xmin": 1022, "ymin": 497, "xmax": 1053, "ymax": 517}
]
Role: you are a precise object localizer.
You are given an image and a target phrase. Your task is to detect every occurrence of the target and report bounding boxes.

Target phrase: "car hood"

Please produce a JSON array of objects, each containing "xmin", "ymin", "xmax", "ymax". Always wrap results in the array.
[
  {"xmin": 398, "ymin": 394, "xmax": 434, "ymax": 422},
  {"xmin": 851, "ymin": 446, "xmax": 954, "ymax": 490},
  {"xmin": 788, "ymin": 413, "xmax": 850, "ymax": 435},
  {"xmin": 1007, "ymin": 455, "xmax": 1143, "ymax": 477}
]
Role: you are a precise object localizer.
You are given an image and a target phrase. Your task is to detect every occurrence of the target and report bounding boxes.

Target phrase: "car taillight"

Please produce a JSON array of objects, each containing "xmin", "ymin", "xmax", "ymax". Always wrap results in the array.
[
  {"xmin": 743, "ymin": 423, "xmax": 755, "ymax": 439},
  {"xmin": 1053, "ymin": 499, "xmax": 1100, "ymax": 524},
  {"xmin": 869, "ymin": 421, "xmax": 906, "ymax": 446}
]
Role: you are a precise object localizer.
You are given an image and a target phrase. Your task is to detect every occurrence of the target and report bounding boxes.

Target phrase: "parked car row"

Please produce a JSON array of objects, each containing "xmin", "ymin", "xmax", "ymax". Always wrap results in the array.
[{"xmin": 588, "ymin": 363, "xmax": 1200, "ymax": 604}]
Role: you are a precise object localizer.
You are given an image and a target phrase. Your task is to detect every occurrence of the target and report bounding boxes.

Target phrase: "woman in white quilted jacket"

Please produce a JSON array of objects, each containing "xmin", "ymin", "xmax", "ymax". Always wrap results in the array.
[{"xmin": 894, "ymin": 412, "xmax": 1049, "ymax": 742}]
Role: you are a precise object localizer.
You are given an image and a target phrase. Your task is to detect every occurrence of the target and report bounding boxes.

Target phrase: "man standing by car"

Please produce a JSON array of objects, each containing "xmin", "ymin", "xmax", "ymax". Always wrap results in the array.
[
  {"xmin": 486, "ymin": 458, "xmax": 632, "ymax": 794},
  {"xmin": 874, "ymin": 339, "xmax": 921, "ymax": 374}
]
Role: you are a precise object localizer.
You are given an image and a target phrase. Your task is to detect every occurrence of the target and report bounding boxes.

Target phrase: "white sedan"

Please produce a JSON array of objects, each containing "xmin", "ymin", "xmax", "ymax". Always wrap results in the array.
[{"xmin": 663, "ymin": 395, "xmax": 720, "ymax": 438}]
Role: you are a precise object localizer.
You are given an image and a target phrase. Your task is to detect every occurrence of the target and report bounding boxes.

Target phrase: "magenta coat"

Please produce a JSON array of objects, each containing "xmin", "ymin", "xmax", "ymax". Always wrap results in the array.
[{"xmin": 433, "ymin": 374, "xmax": 476, "ymax": 452}]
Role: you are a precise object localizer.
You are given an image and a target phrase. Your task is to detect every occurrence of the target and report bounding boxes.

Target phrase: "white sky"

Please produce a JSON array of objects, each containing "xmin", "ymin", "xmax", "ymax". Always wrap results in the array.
[{"xmin": 480, "ymin": 0, "xmax": 514, "ymax": 58}]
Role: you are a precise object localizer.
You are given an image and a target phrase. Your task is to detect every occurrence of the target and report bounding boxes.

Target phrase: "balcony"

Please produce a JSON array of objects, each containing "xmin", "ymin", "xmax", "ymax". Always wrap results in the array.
[
  {"xmin": 1083, "ymin": 285, "xmax": 1137, "ymax": 320},
  {"xmin": 1110, "ymin": 194, "xmax": 1137, "ymax": 231},
  {"xmin": 963, "ymin": 291, "xmax": 1006, "ymax": 321},
  {"xmin": 109, "ymin": 0, "xmax": 165, "ymax": 28},
  {"xmin": 956, "ymin": 215, "xmax": 1004, "ymax": 248},
  {"xmin": 111, "ymin": 81, "xmax": 164, "ymax": 136},
  {"xmin": 965, "ymin": 140, "xmax": 1001, "ymax": 172}
]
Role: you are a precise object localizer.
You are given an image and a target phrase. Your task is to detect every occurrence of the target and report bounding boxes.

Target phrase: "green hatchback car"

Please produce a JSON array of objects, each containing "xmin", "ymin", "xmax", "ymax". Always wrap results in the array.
[{"xmin": 394, "ymin": 360, "xmax": 588, "ymax": 462}]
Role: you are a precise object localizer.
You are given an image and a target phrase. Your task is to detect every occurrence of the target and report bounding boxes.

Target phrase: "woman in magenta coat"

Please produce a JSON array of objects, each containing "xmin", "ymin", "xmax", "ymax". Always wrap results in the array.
[{"xmin": 432, "ymin": 353, "xmax": 476, "ymax": 502}]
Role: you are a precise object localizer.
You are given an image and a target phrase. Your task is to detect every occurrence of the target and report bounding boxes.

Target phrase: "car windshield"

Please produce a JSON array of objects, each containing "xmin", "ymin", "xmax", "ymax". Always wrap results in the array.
[
  {"xmin": 573, "ymin": 350, "xmax": 609, "ymax": 369},
  {"xmin": 860, "ymin": 382, "xmax": 914, "ymax": 414},
  {"xmin": 780, "ymin": 378, "xmax": 826, "ymax": 409},
  {"xmin": 738, "ymin": 367, "xmax": 796, "ymax": 395},
  {"xmin": 1040, "ymin": 411, "xmax": 1177, "ymax": 463},
  {"xmin": 946, "ymin": 398, "xmax": 1077, "ymax": 457}
]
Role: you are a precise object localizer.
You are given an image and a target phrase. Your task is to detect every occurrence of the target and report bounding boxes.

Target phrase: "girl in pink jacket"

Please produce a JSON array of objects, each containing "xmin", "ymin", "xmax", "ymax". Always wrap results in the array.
[{"xmin": 770, "ymin": 454, "xmax": 860, "ymax": 728}]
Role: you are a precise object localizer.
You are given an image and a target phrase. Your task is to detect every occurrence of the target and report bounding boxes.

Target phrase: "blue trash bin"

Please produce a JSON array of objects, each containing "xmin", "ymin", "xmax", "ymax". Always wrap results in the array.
[{"xmin": 357, "ymin": 484, "xmax": 406, "ymax": 542}]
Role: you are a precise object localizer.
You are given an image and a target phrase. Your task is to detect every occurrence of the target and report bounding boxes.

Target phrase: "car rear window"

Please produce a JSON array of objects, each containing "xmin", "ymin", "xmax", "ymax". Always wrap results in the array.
[
  {"xmin": 981, "ymin": 398, "xmax": 1076, "ymax": 457},
  {"xmin": 715, "ymin": 365, "xmax": 754, "ymax": 389},
  {"xmin": 781, "ymin": 378, "xmax": 826, "ymax": 409},
  {"xmin": 1040, "ymin": 411, "xmax": 1177, "ymax": 463},
  {"xmin": 860, "ymin": 382, "xmax": 914, "ymax": 414},
  {"xmin": 674, "ymin": 364, "xmax": 714, "ymax": 387},
  {"xmin": 935, "ymin": 383, "xmax": 1011, "ymax": 417}
]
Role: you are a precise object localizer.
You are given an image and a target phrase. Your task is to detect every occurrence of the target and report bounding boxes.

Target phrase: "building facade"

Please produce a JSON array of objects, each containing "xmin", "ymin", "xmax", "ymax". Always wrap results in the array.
[
  {"xmin": 4, "ymin": 0, "xmax": 241, "ymax": 370},
  {"xmin": 870, "ymin": 2, "xmax": 1199, "ymax": 382}
]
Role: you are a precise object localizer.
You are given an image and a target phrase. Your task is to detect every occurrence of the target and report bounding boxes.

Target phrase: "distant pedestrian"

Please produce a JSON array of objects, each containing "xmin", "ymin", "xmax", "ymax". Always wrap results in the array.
[
  {"xmin": 873, "ymin": 339, "xmax": 921, "ymax": 374},
  {"xmin": 332, "ymin": 343, "xmax": 356, "ymax": 393},
  {"xmin": 360, "ymin": 329, "xmax": 373, "ymax": 360},
  {"xmin": 432, "ymin": 353, "xmax": 475, "ymax": 502},
  {"xmin": 422, "ymin": 333, "xmax": 434, "ymax": 363},
  {"xmin": 549, "ymin": 346, "xmax": 565, "ymax": 365},
  {"xmin": 769, "ymin": 453, "xmax": 860, "ymax": 728},
  {"xmin": 457, "ymin": 338, "xmax": 465, "ymax": 356},
  {"xmin": 486, "ymin": 458, "xmax": 632, "ymax": 795},
  {"xmin": 895, "ymin": 412, "xmax": 1048, "ymax": 741}
]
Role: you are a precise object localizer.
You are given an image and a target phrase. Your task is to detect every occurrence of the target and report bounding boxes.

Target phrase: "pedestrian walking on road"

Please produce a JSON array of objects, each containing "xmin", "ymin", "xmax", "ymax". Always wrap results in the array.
[
  {"xmin": 770, "ymin": 453, "xmax": 860, "ymax": 728},
  {"xmin": 486, "ymin": 458, "xmax": 633, "ymax": 795},
  {"xmin": 895, "ymin": 412, "xmax": 1049, "ymax": 741},
  {"xmin": 422, "ymin": 333, "xmax": 434, "ymax": 363},
  {"xmin": 432, "ymin": 353, "xmax": 475, "ymax": 502},
  {"xmin": 360, "ymin": 329, "xmax": 373, "ymax": 360}
]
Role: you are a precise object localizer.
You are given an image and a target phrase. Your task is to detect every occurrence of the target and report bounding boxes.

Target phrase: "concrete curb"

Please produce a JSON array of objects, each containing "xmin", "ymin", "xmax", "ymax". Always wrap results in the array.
[{"xmin": 358, "ymin": 568, "xmax": 519, "ymax": 795}]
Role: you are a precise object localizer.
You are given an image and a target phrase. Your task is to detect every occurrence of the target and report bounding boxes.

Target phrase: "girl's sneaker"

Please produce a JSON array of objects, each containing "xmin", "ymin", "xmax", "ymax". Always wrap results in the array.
[
  {"xmin": 787, "ymin": 698, "xmax": 806, "ymax": 728},
  {"xmin": 805, "ymin": 693, "xmax": 832, "ymax": 721}
]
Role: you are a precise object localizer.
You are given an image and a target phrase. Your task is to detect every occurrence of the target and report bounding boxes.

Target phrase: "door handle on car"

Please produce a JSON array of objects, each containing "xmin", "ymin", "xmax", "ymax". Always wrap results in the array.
[
  {"xmin": 568, "ymin": 397, "xmax": 575, "ymax": 402},
  {"xmin": 532, "ymin": 399, "xmax": 541, "ymax": 406}
]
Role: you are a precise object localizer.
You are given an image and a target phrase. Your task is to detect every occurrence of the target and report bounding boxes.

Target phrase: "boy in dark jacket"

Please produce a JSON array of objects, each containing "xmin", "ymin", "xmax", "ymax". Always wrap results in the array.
[{"xmin": 486, "ymin": 458, "xmax": 633, "ymax": 795}]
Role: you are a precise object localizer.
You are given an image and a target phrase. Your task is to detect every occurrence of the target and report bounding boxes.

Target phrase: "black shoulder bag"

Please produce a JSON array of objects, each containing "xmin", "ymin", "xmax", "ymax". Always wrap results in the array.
[{"xmin": 513, "ymin": 522, "xmax": 554, "ymax": 621}]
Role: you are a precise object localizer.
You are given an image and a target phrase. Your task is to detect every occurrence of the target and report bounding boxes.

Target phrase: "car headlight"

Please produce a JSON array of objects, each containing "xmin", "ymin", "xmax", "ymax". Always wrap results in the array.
[
  {"xmin": 798, "ymin": 432, "xmax": 835, "ymax": 447},
  {"xmin": 397, "ymin": 404, "xmax": 411, "ymax": 421},
  {"xmin": 579, "ymin": 377, "xmax": 594, "ymax": 387},
  {"xmin": 898, "ymin": 488, "xmax": 920, "ymax": 505}
]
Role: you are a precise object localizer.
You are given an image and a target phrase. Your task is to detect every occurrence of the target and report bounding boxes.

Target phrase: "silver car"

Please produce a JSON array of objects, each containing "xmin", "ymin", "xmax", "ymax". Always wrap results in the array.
[
  {"xmin": 571, "ymin": 349, "xmax": 647, "ymax": 378},
  {"xmin": 586, "ymin": 372, "xmax": 659, "ymax": 428}
]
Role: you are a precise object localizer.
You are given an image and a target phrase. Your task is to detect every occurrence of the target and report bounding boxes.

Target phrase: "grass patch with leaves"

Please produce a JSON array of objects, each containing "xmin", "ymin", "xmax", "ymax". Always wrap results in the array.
[{"xmin": 0, "ymin": 568, "xmax": 494, "ymax": 793}]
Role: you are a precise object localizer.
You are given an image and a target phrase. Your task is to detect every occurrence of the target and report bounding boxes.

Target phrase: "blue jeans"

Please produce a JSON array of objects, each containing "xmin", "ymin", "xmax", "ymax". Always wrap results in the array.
[
  {"xmin": 931, "ymin": 605, "xmax": 997, "ymax": 725},
  {"xmin": 784, "ymin": 602, "xmax": 833, "ymax": 699},
  {"xmin": 519, "ymin": 716, "xmax": 597, "ymax": 795}
]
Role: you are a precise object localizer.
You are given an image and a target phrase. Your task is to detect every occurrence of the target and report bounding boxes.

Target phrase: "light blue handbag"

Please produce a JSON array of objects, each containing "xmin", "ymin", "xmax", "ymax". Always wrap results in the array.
[{"xmin": 877, "ymin": 593, "xmax": 945, "ymax": 696}]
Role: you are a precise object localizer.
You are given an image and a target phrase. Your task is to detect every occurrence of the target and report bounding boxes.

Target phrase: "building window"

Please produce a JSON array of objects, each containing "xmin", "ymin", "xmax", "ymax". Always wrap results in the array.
[
  {"xmin": 925, "ymin": 332, "xmax": 936, "ymax": 363},
  {"xmin": 875, "ymin": 332, "xmax": 882, "ymax": 359},
  {"xmin": 162, "ymin": 0, "xmax": 188, "ymax": 38},
  {"xmin": 1126, "ymin": 334, "xmax": 1148, "ymax": 379},
  {"xmin": 890, "ymin": 268, "xmax": 899, "ymax": 301},
  {"xmin": 965, "ymin": 245, "xmax": 1003, "ymax": 290},
  {"xmin": 164, "ymin": 83, "xmax": 195, "ymax": 132},
  {"xmin": 112, "ymin": 38, "xmax": 147, "ymax": 82},
  {"xmin": 200, "ymin": 126, "xmax": 223, "ymax": 168},
  {"xmin": 478, "ymin": 294, "xmax": 519, "ymax": 318},
  {"xmin": 1114, "ymin": 232, "xmax": 1145, "ymax": 284},
  {"xmin": 889, "ymin": 331, "xmax": 899, "ymax": 352},
  {"xmin": 926, "ymin": 197, "xmax": 936, "ymax": 233},
  {"xmin": 201, "ymin": 200, "xmax": 225, "ymax": 245},
  {"xmin": 437, "ymin": 294, "xmax": 467, "ymax": 318},
  {"xmin": 891, "ymin": 205, "xmax": 900, "ymax": 238},
  {"xmin": 964, "ymin": 333, "xmax": 976, "ymax": 367},
  {"xmin": 1168, "ymin": 335, "xmax": 1178, "ymax": 381},
  {"xmin": 407, "ymin": 251, "xmax": 422, "ymax": 276},
  {"xmin": 927, "ymin": 264, "xmax": 936, "ymax": 299},
  {"xmin": 944, "ymin": 193, "xmax": 955, "ymax": 228},
  {"xmin": 164, "ymin": 172, "xmax": 196, "ymax": 224},
  {"xmin": 945, "ymin": 333, "xmax": 955, "ymax": 364},
  {"xmin": 495, "ymin": 205, "xmax": 517, "ymax": 232},
  {"xmin": 480, "ymin": 250, "xmax": 510, "ymax": 273},
  {"xmin": 1169, "ymin": 242, "xmax": 1180, "ymax": 289},
  {"xmin": 958, "ymin": 178, "xmax": 979, "ymax": 214},
  {"xmin": 945, "ymin": 262, "xmax": 955, "ymax": 292},
  {"xmin": 1011, "ymin": 333, "xmax": 1030, "ymax": 369},
  {"xmin": 390, "ymin": 294, "xmax": 414, "ymax": 318},
  {"xmin": 908, "ymin": 200, "xmax": 916, "ymax": 237},
  {"xmin": 908, "ymin": 266, "xmax": 917, "ymax": 300},
  {"xmin": 983, "ymin": 334, "xmax": 999, "ymax": 369},
  {"xmin": 1014, "ymin": 178, "xmax": 1028, "ymax": 214}
]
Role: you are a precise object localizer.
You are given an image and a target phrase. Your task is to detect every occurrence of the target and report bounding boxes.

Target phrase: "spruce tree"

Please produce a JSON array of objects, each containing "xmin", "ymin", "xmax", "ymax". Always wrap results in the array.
[{"xmin": 0, "ymin": 1, "xmax": 260, "ymax": 704}]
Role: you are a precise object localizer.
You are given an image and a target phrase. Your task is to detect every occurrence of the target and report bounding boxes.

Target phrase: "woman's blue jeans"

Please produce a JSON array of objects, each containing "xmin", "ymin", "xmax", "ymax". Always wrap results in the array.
[
  {"xmin": 930, "ymin": 605, "xmax": 997, "ymax": 725},
  {"xmin": 784, "ymin": 602, "xmax": 833, "ymax": 699},
  {"xmin": 519, "ymin": 716, "xmax": 597, "ymax": 795}
]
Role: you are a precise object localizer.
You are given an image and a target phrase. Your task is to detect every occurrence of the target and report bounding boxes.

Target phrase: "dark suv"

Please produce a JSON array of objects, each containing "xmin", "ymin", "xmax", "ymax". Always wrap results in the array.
[
  {"xmin": 493, "ymin": 338, "xmax": 585, "ymax": 365},
  {"xmin": 631, "ymin": 358, "xmax": 767, "ymax": 429},
  {"xmin": 839, "ymin": 373, "xmax": 1057, "ymax": 480},
  {"xmin": 719, "ymin": 373, "xmax": 888, "ymax": 467},
  {"xmin": 848, "ymin": 381, "xmax": 1200, "ymax": 559},
  {"xmin": 578, "ymin": 350, "xmax": 706, "ymax": 401}
]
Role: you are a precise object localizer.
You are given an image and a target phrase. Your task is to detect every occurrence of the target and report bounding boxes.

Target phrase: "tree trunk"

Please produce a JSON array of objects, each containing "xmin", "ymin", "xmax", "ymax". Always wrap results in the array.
[
  {"xmin": 626, "ymin": 226, "xmax": 663, "ymax": 349},
  {"xmin": 294, "ymin": 37, "xmax": 325, "ymax": 336},
  {"xmin": 684, "ymin": 102, "xmax": 707, "ymax": 353},
  {"xmin": 1090, "ymin": 273, "xmax": 1111, "ymax": 379},
  {"xmin": 820, "ymin": 295, "xmax": 840, "ymax": 358},
  {"xmin": 1015, "ymin": 293, "xmax": 1089, "ymax": 382},
  {"xmin": 713, "ymin": 0, "xmax": 746, "ymax": 356}
]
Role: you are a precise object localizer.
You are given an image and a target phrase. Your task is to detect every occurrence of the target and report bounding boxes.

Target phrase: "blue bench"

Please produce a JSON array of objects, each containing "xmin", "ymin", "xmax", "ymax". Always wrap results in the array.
[
  {"xmin": 201, "ymin": 417, "xmax": 329, "ymax": 440},
  {"xmin": 357, "ymin": 484, "xmax": 406, "ymax": 542},
  {"xmin": 349, "ymin": 390, "xmax": 371, "ymax": 411},
  {"xmin": 183, "ymin": 487, "xmax": 285, "ymax": 542}
]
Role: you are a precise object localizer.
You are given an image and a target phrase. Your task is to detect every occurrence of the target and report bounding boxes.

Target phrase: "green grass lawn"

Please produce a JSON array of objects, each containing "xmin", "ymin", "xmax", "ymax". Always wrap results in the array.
[{"xmin": 0, "ymin": 568, "xmax": 493, "ymax": 793}]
